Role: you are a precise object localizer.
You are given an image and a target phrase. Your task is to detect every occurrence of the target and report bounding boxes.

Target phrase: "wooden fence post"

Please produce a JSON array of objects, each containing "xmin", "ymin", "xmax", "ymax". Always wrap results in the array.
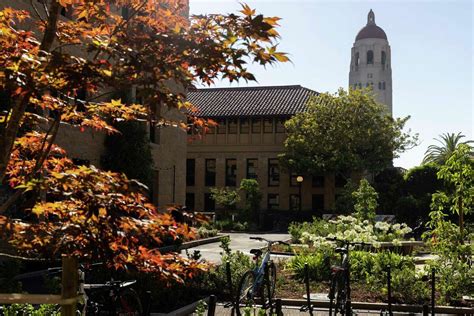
[{"xmin": 61, "ymin": 256, "xmax": 78, "ymax": 316}]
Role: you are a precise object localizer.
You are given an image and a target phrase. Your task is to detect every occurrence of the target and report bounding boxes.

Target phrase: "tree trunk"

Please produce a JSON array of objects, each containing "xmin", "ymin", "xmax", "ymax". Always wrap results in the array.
[
  {"xmin": 0, "ymin": 1, "xmax": 61, "ymax": 183},
  {"xmin": 458, "ymin": 196, "xmax": 464, "ymax": 244}
]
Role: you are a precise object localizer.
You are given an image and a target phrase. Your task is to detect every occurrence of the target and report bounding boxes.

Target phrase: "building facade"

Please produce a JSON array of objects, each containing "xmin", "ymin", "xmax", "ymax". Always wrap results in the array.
[
  {"xmin": 185, "ymin": 86, "xmax": 350, "ymax": 214},
  {"xmin": 349, "ymin": 10, "xmax": 393, "ymax": 115},
  {"xmin": 0, "ymin": 0, "xmax": 188, "ymax": 208}
]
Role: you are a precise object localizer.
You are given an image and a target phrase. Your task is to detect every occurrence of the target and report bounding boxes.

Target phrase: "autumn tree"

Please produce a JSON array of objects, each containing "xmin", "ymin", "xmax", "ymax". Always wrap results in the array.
[
  {"xmin": 280, "ymin": 88, "xmax": 417, "ymax": 177},
  {"xmin": 0, "ymin": 0, "xmax": 288, "ymax": 280}
]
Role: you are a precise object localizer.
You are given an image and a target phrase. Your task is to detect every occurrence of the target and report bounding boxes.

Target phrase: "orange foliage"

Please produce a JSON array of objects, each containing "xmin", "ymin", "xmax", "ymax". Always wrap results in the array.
[{"xmin": 0, "ymin": 0, "xmax": 288, "ymax": 281}]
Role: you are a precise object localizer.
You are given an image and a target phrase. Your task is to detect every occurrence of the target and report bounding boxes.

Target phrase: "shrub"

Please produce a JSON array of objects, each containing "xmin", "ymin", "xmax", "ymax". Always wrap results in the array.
[
  {"xmin": 197, "ymin": 226, "xmax": 218, "ymax": 239},
  {"xmin": 289, "ymin": 216, "xmax": 411, "ymax": 245},
  {"xmin": 201, "ymin": 237, "xmax": 254, "ymax": 297},
  {"xmin": 286, "ymin": 249, "xmax": 334, "ymax": 281},
  {"xmin": 239, "ymin": 179, "xmax": 262, "ymax": 223},
  {"xmin": 0, "ymin": 304, "xmax": 59, "ymax": 316},
  {"xmin": 352, "ymin": 179, "xmax": 378, "ymax": 223}
]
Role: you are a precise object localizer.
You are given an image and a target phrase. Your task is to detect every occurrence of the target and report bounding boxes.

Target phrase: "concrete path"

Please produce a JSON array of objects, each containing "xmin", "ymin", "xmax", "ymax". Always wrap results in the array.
[
  {"xmin": 185, "ymin": 232, "xmax": 291, "ymax": 264},
  {"xmin": 212, "ymin": 304, "xmax": 388, "ymax": 315}
]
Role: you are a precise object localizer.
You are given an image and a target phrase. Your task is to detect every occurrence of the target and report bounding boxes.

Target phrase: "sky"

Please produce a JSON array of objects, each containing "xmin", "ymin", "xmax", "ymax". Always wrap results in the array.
[{"xmin": 189, "ymin": 0, "xmax": 473, "ymax": 169}]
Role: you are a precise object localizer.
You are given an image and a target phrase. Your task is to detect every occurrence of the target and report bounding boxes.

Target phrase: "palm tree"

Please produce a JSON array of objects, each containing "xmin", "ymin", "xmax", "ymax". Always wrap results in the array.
[{"xmin": 423, "ymin": 132, "xmax": 473, "ymax": 165}]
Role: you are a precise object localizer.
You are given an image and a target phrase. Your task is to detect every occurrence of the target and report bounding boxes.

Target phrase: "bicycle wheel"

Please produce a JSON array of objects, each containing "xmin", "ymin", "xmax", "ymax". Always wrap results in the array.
[
  {"xmin": 236, "ymin": 270, "xmax": 256, "ymax": 314},
  {"xmin": 116, "ymin": 288, "xmax": 143, "ymax": 316}
]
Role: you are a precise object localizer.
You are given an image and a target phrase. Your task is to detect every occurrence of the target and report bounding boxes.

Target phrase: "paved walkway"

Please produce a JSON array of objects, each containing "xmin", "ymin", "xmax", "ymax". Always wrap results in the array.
[
  {"xmin": 212, "ymin": 304, "xmax": 388, "ymax": 315},
  {"xmin": 185, "ymin": 232, "xmax": 291, "ymax": 264}
]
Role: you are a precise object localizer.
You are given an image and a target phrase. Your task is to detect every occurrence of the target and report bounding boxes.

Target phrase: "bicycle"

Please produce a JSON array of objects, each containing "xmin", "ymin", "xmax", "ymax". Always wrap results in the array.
[
  {"xmin": 11, "ymin": 263, "xmax": 143, "ymax": 316},
  {"xmin": 326, "ymin": 237, "xmax": 369, "ymax": 316},
  {"xmin": 235, "ymin": 237, "xmax": 289, "ymax": 315}
]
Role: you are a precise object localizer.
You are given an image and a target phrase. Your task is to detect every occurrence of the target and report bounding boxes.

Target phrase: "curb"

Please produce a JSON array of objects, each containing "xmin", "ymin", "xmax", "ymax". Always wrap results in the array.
[
  {"xmin": 277, "ymin": 298, "xmax": 474, "ymax": 314},
  {"xmin": 158, "ymin": 235, "xmax": 229, "ymax": 254}
]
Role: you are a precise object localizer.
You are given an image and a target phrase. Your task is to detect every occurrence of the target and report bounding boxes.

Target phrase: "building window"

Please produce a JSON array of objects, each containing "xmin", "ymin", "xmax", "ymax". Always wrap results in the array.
[
  {"xmin": 378, "ymin": 82, "xmax": 382, "ymax": 90},
  {"xmin": 186, "ymin": 159, "xmax": 195, "ymax": 186},
  {"xmin": 289, "ymin": 194, "xmax": 301, "ymax": 211},
  {"xmin": 186, "ymin": 193, "xmax": 195, "ymax": 211},
  {"xmin": 251, "ymin": 118, "xmax": 261, "ymax": 133},
  {"xmin": 263, "ymin": 118, "xmax": 273, "ymax": 133},
  {"xmin": 367, "ymin": 73, "xmax": 373, "ymax": 78},
  {"xmin": 312, "ymin": 194, "xmax": 325, "ymax": 212},
  {"xmin": 275, "ymin": 118, "xmax": 286, "ymax": 133},
  {"xmin": 367, "ymin": 50, "xmax": 374, "ymax": 64},
  {"xmin": 240, "ymin": 118, "xmax": 249, "ymax": 134},
  {"xmin": 358, "ymin": 83, "xmax": 362, "ymax": 89},
  {"xmin": 267, "ymin": 194, "xmax": 279, "ymax": 210},
  {"xmin": 204, "ymin": 193, "xmax": 215, "ymax": 211},
  {"xmin": 381, "ymin": 51, "xmax": 386, "ymax": 65},
  {"xmin": 382, "ymin": 81, "xmax": 386, "ymax": 90},
  {"xmin": 355, "ymin": 52, "xmax": 359, "ymax": 66},
  {"xmin": 217, "ymin": 119, "xmax": 226, "ymax": 134},
  {"xmin": 205, "ymin": 159, "xmax": 216, "ymax": 186},
  {"xmin": 335, "ymin": 174, "xmax": 347, "ymax": 188},
  {"xmin": 228, "ymin": 118, "xmax": 237, "ymax": 134},
  {"xmin": 290, "ymin": 171, "xmax": 299, "ymax": 187},
  {"xmin": 268, "ymin": 159, "xmax": 280, "ymax": 186},
  {"xmin": 225, "ymin": 159, "xmax": 237, "ymax": 186},
  {"xmin": 312, "ymin": 175, "xmax": 324, "ymax": 188},
  {"xmin": 246, "ymin": 159, "xmax": 258, "ymax": 179}
]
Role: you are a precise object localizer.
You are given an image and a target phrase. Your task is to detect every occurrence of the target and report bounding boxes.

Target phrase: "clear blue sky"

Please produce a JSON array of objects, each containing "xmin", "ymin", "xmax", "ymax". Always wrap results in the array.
[{"xmin": 190, "ymin": 0, "xmax": 473, "ymax": 169}]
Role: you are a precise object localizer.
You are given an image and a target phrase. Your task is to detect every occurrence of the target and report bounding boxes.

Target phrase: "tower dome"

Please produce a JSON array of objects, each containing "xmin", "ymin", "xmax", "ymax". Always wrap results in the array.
[
  {"xmin": 355, "ymin": 9, "xmax": 387, "ymax": 41},
  {"xmin": 349, "ymin": 9, "xmax": 392, "ymax": 115}
]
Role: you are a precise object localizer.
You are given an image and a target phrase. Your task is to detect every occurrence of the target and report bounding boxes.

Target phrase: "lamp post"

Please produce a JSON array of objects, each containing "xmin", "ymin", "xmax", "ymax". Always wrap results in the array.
[{"xmin": 296, "ymin": 175, "xmax": 304, "ymax": 212}]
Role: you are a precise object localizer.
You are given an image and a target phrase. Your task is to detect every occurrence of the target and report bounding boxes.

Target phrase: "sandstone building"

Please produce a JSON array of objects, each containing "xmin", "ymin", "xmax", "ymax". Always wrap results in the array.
[{"xmin": 186, "ymin": 85, "xmax": 344, "ymax": 214}]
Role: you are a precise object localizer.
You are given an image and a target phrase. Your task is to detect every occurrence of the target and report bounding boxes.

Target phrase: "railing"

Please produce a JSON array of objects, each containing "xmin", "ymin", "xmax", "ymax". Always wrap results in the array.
[{"xmin": 0, "ymin": 256, "xmax": 80, "ymax": 316}]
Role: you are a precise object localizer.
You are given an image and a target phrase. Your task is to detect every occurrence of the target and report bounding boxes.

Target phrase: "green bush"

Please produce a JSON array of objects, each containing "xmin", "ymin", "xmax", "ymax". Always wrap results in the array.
[
  {"xmin": 0, "ymin": 304, "xmax": 59, "ymax": 316},
  {"xmin": 197, "ymin": 226, "xmax": 218, "ymax": 239},
  {"xmin": 200, "ymin": 237, "xmax": 254, "ymax": 297},
  {"xmin": 210, "ymin": 219, "xmax": 248, "ymax": 232},
  {"xmin": 286, "ymin": 250, "xmax": 334, "ymax": 281},
  {"xmin": 287, "ymin": 249, "xmax": 429, "ymax": 304}
]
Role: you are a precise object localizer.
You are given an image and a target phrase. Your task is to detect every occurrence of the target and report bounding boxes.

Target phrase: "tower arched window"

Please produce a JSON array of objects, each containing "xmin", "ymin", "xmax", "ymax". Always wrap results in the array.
[
  {"xmin": 381, "ymin": 51, "xmax": 386, "ymax": 65},
  {"xmin": 367, "ymin": 50, "xmax": 374, "ymax": 64},
  {"xmin": 355, "ymin": 52, "xmax": 360, "ymax": 66}
]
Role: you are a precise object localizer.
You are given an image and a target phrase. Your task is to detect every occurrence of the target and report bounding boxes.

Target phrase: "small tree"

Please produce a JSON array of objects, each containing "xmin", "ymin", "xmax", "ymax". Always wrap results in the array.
[
  {"xmin": 239, "ymin": 178, "xmax": 262, "ymax": 223},
  {"xmin": 352, "ymin": 179, "xmax": 378, "ymax": 223},
  {"xmin": 431, "ymin": 143, "xmax": 474, "ymax": 238},
  {"xmin": 210, "ymin": 187, "xmax": 240, "ymax": 218}
]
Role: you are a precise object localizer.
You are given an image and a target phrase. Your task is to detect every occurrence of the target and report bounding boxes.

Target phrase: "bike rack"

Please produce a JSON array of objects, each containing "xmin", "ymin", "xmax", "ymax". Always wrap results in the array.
[
  {"xmin": 275, "ymin": 298, "xmax": 283, "ymax": 316},
  {"xmin": 207, "ymin": 295, "xmax": 217, "ymax": 316},
  {"xmin": 264, "ymin": 261, "xmax": 274, "ymax": 315},
  {"xmin": 223, "ymin": 260, "xmax": 238, "ymax": 316},
  {"xmin": 142, "ymin": 290, "xmax": 152, "ymax": 316},
  {"xmin": 431, "ymin": 268, "xmax": 436, "ymax": 316},
  {"xmin": 299, "ymin": 263, "xmax": 314, "ymax": 316}
]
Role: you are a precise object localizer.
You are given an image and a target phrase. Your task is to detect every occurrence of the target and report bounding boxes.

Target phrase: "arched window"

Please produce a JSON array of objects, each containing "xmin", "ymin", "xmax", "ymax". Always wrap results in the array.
[
  {"xmin": 367, "ymin": 50, "xmax": 374, "ymax": 64},
  {"xmin": 382, "ymin": 81, "xmax": 386, "ymax": 90},
  {"xmin": 381, "ymin": 51, "xmax": 386, "ymax": 65},
  {"xmin": 355, "ymin": 52, "xmax": 360, "ymax": 66},
  {"xmin": 378, "ymin": 82, "xmax": 382, "ymax": 90}
]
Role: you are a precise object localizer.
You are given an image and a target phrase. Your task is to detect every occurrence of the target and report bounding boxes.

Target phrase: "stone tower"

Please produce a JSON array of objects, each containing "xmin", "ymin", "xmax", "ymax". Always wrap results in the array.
[{"xmin": 349, "ymin": 9, "xmax": 392, "ymax": 115}]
